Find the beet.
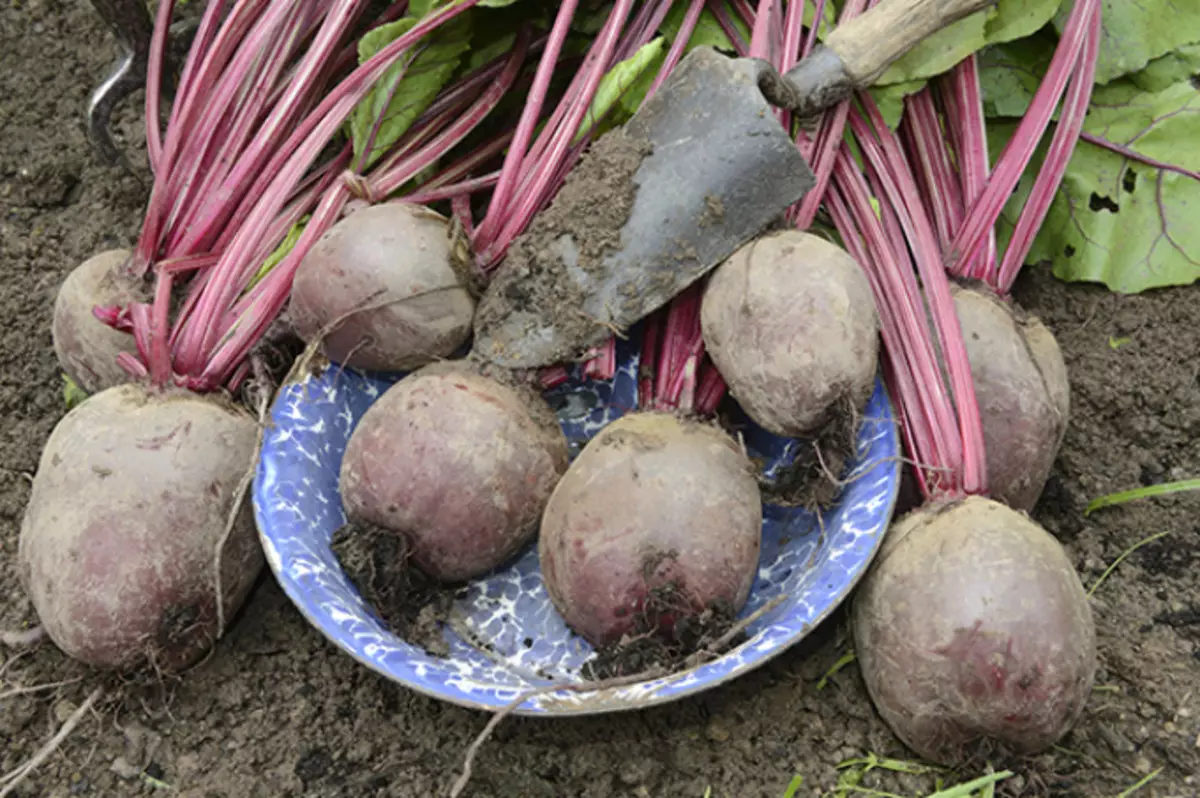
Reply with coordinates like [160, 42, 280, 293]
[52, 248, 146, 393]
[951, 283, 1069, 511]
[538, 412, 763, 648]
[700, 230, 880, 438]
[288, 202, 476, 372]
[851, 495, 1096, 765]
[339, 361, 569, 582]
[18, 382, 264, 671]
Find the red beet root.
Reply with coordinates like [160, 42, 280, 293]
[851, 496, 1096, 765]
[539, 412, 763, 648]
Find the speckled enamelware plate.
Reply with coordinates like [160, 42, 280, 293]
[252, 332, 900, 715]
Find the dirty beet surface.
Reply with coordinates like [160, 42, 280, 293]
[2, 2, 1199, 797]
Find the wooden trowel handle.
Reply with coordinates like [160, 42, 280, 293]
[763, 0, 996, 117]
[829, 0, 996, 85]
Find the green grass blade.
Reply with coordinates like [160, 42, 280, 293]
[924, 771, 1012, 797]
[1087, 530, 1171, 597]
[1085, 479, 1200, 515]
[1115, 768, 1162, 798]
[817, 650, 858, 690]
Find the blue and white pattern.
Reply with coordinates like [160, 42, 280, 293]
[252, 332, 900, 715]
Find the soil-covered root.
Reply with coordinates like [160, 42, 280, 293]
[17, 382, 264, 672]
[288, 201, 476, 372]
[339, 361, 570, 583]
[538, 412, 763, 653]
[952, 283, 1069, 512]
[51, 248, 147, 393]
[331, 521, 460, 657]
[851, 495, 1097, 767]
[700, 229, 880, 440]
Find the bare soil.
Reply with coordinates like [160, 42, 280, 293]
[2, 2, 1199, 797]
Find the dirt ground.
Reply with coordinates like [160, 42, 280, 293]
[2, 2, 1199, 796]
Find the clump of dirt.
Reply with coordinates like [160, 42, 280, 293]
[579, 547, 747, 682]
[747, 395, 859, 511]
[330, 521, 462, 657]
[471, 127, 652, 365]
[582, 586, 744, 682]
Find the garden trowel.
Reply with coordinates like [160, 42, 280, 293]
[471, 0, 996, 369]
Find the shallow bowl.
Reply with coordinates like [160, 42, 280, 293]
[252, 333, 899, 715]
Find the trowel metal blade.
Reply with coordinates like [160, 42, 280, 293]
[471, 46, 816, 369]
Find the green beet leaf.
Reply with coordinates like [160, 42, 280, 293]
[876, 0, 1061, 86]
[1052, 0, 1200, 86]
[866, 80, 927, 128]
[248, 218, 307, 290]
[660, 1, 747, 54]
[62, 374, 89, 410]
[980, 29, 1200, 119]
[978, 28, 1059, 118]
[349, 7, 474, 170]
[574, 38, 666, 143]
[1127, 43, 1200, 93]
[990, 78, 1200, 293]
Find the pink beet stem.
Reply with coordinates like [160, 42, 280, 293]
[171, 0, 369, 258]
[158, 0, 483, 383]
[368, 28, 530, 199]
[143, 0, 175, 172]
[472, 0, 580, 251]
[996, 1, 1100, 295]
[484, 0, 639, 266]
[947, 0, 1094, 276]
[901, 90, 963, 251]
[944, 56, 997, 282]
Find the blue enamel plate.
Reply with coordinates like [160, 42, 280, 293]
[252, 332, 900, 715]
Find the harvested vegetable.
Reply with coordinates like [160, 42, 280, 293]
[23, 0, 538, 675]
[18, 383, 263, 671]
[288, 202, 476, 371]
[707, 0, 1102, 766]
[700, 229, 879, 439]
[538, 411, 762, 649]
[852, 495, 1095, 764]
[339, 362, 570, 583]
[51, 249, 145, 394]
[951, 282, 1068, 512]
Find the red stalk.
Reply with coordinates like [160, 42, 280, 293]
[483, 0, 639, 267]
[132, 0, 293, 274]
[996, 3, 1100, 295]
[946, 0, 1094, 276]
[850, 99, 987, 494]
[472, 0, 580, 252]
[648, 0, 705, 96]
[171, 0, 372, 258]
[942, 56, 996, 282]
[165, 0, 229, 138]
[156, 0, 485, 384]
[144, 0, 174, 172]
[367, 28, 530, 199]
[164, 13, 315, 255]
[708, 0, 749, 55]
[901, 90, 962, 250]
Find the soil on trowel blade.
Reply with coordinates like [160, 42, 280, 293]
[472, 127, 652, 365]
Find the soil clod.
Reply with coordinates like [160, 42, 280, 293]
[330, 522, 462, 657]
